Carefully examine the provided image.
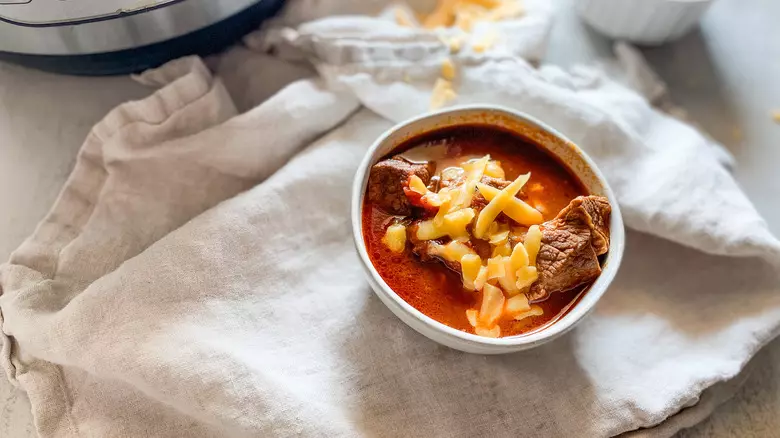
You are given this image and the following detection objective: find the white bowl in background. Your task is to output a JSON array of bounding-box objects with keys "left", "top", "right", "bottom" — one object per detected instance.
[
  {"left": 576, "top": 0, "right": 714, "bottom": 45},
  {"left": 351, "top": 105, "right": 625, "bottom": 354}
]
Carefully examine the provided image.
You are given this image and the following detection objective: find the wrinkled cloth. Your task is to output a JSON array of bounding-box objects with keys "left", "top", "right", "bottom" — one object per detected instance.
[{"left": 2, "top": 1, "right": 780, "bottom": 437}]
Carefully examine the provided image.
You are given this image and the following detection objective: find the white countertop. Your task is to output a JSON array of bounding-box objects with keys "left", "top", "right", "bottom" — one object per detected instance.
[{"left": 0, "top": 0, "right": 777, "bottom": 436}]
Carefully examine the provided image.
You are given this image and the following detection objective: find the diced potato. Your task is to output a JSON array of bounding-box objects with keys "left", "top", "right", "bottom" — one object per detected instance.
[
  {"left": 486, "top": 257, "right": 506, "bottom": 279},
  {"left": 473, "top": 265, "right": 488, "bottom": 291},
  {"left": 515, "top": 265, "right": 538, "bottom": 290},
  {"left": 477, "top": 182, "right": 543, "bottom": 226},
  {"left": 408, "top": 174, "right": 428, "bottom": 195},
  {"left": 504, "top": 294, "right": 530, "bottom": 315},
  {"left": 466, "top": 309, "right": 478, "bottom": 327},
  {"left": 484, "top": 160, "right": 505, "bottom": 179},
  {"left": 474, "top": 173, "right": 530, "bottom": 238},
  {"left": 475, "top": 325, "right": 501, "bottom": 338},
  {"left": 524, "top": 225, "right": 542, "bottom": 266},
  {"left": 382, "top": 223, "right": 407, "bottom": 253},
  {"left": 461, "top": 254, "right": 482, "bottom": 291},
  {"left": 497, "top": 257, "right": 520, "bottom": 295},
  {"left": 514, "top": 305, "right": 543, "bottom": 321},
  {"left": 478, "top": 283, "right": 505, "bottom": 327},
  {"left": 509, "top": 240, "right": 529, "bottom": 271}
]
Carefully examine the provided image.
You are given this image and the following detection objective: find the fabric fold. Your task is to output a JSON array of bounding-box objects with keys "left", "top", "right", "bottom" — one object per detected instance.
[
  {"left": 1, "top": 2, "right": 779, "bottom": 438},
  {"left": 274, "top": 21, "right": 780, "bottom": 262}
]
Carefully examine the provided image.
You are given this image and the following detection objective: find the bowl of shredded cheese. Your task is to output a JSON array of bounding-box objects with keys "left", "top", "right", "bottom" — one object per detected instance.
[{"left": 576, "top": 0, "right": 714, "bottom": 45}]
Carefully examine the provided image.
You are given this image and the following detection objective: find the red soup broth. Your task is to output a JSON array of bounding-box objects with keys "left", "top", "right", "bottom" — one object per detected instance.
[{"left": 362, "top": 125, "right": 590, "bottom": 337}]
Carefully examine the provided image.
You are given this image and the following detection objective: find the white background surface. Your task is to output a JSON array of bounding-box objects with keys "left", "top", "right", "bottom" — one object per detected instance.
[{"left": 0, "top": 0, "right": 777, "bottom": 436}]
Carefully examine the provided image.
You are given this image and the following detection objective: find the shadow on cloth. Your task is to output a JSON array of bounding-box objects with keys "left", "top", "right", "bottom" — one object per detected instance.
[
  {"left": 594, "top": 230, "right": 780, "bottom": 336},
  {"left": 338, "top": 229, "right": 780, "bottom": 437},
  {"left": 638, "top": 29, "right": 741, "bottom": 154},
  {"left": 339, "top": 291, "right": 598, "bottom": 437}
]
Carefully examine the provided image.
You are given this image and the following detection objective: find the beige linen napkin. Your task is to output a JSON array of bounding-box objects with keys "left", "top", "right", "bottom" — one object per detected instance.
[
  {"left": 1, "top": 57, "right": 359, "bottom": 436},
  {"left": 2, "top": 50, "right": 780, "bottom": 437}
]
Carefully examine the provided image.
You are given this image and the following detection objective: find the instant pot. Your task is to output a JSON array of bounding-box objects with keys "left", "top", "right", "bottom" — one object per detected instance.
[{"left": 0, "top": 0, "right": 285, "bottom": 75}]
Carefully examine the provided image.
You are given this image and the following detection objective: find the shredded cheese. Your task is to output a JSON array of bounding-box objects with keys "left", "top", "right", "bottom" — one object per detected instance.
[
  {"left": 472, "top": 29, "right": 498, "bottom": 52},
  {"left": 442, "top": 208, "right": 476, "bottom": 238},
  {"left": 421, "top": 0, "right": 523, "bottom": 30},
  {"left": 444, "top": 35, "right": 463, "bottom": 53},
  {"left": 477, "top": 182, "right": 543, "bottom": 226},
  {"left": 497, "top": 257, "right": 520, "bottom": 294},
  {"left": 461, "top": 254, "right": 483, "bottom": 290},
  {"left": 524, "top": 225, "right": 542, "bottom": 266},
  {"left": 488, "top": 229, "right": 510, "bottom": 245},
  {"left": 486, "top": 256, "right": 506, "bottom": 279},
  {"left": 475, "top": 325, "right": 500, "bottom": 337},
  {"left": 509, "top": 240, "right": 529, "bottom": 271},
  {"left": 515, "top": 265, "right": 538, "bottom": 290},
  {"left": 422, "top": 0, "right": 459, "bottom": 28},
  {"left": 416, "top": 220, "right": 447, "bottom": 240},
  {"left": 514, "top": 305, "right": 543, "bottom": 321},
  {"left": 430, "top": 78, "right": 457, "bottom": 110},
  {"left": 408, "top": 174, "right": 428, "bottom": 195},
  {"left": 484, "top": 160, "right": 505, "bottom": 179},
  {"left": 417, "top": 207, "right": 476, "bottom": 241},
  {"left": 466, "top": 309, "right": 479, "bottom": 327},
  {"left": 394, "top": 7, "right": 415, "bottom": 27},
  {"left": 491, "top": 240, "right": 512, "bottom": 257},
  {"left": 433, "top": 193, "right": 453, "bottom": 226},
  {"left": 478, "top": 283, "right": 505, "bottom": 327},
  {"left": 432, "top": 241, "right": 477, "bottom": 264},
  {"left": 441, "top": 58, "right": 456, "bottom": 81},
  {"left": 473, "top": 172, "right": 530, "bottom": 238},
  {"left": 451, "top": 155, "right": 489, "bottom": 211},
  {"left": 473, "top": 265, "right": 488, "bottom": 291}
]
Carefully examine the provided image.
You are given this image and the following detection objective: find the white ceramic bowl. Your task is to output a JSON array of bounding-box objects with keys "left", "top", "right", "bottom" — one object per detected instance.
[
  {"left": 576, "top": 0, "right": 714, "bottom": 45},
  {"left": 351, "top": 105, "right": 625, "bottom": 354}
]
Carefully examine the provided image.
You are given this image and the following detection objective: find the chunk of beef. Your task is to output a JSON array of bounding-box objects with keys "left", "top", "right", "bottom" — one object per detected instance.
[
  {"left": 407, "top": 226, "right": 463, "bottom": 273},
  {"left": 367, "top": 157, "right": 435, "bottom": 215},
  {"left": 528, "top": 195, "right": 611, "bottom": 301}
]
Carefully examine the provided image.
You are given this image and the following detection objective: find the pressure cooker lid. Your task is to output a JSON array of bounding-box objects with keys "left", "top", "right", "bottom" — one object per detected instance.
[{"left": 0, "top": 0, "right": 182, "bottom": 26}]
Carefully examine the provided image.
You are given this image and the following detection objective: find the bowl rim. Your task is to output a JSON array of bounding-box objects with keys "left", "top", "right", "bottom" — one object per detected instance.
[{"left": 351, "top": 104, "right": 625, "bottom": 351}]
